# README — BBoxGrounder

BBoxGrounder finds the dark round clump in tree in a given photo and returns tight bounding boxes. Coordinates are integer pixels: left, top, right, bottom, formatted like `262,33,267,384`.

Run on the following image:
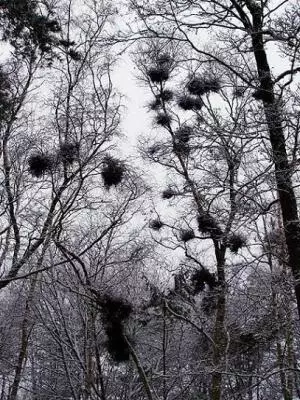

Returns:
155,113,171,127
59,142,78,164
197,213,222,237
227,234,246,254
68,49,81,61
178,95,203,110
98,295,132,363
148,67,169,83
191,268,217,295
28,153,53,177
101,157,125,189
180,229,195,242
187,76,221,96
106,324,130,362
157,53,172,65
175,126,192,143
100,295,132,325
149,98,161,110
162,188,175,199
160,89,173,102
252,88,273,103
149,219,164,230
173,140,190,156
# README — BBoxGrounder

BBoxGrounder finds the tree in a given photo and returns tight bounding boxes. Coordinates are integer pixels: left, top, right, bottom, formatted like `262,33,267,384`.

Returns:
128,0,300,322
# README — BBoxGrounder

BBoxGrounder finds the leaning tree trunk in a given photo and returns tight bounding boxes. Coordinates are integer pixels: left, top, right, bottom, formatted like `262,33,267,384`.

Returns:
247,2,300,319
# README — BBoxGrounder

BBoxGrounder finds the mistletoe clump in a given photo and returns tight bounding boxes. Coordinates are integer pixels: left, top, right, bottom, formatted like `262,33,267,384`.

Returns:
187,76,221,96
101,156,125,189
162,188,176,199
175,126,193,143
191,268,217,295
227,233,247,254
178,95,203,111
28,153,53,177
155,113,172,127
197,213,222,237
180,229,195,242
59,142,78,165
149,219,164,230
98,295,132,363
148,67,169,83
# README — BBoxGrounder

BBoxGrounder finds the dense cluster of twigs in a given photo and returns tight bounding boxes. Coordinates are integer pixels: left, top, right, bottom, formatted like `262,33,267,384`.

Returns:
98,295,132,362
101,156,125,189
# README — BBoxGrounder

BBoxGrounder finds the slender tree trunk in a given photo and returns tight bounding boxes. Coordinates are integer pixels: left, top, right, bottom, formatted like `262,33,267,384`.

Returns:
8,278,37,400
210,246,227,400
246,1,300,320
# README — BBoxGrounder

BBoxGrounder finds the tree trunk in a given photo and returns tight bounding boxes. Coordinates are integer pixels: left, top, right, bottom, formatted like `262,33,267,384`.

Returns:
248,3,300,319
8,278,37,400
210,246,227,400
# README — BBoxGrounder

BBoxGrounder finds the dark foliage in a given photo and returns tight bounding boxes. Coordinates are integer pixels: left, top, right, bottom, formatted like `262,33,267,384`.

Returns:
106,324,130,362
28,153,52,177
149,219,164,230
159,89,173,102
173,140,190,156
59,39,76,47
227,233,246,254
101,157,125,189
187,76,221,96
68,49,81,61
148,144,161,155
178,95,203,110
100,295,132,325
157,53,172,66
149,98,161,110
59,142,78,165
98,295,132,363
148,67,169,83
0,0,61,55
155,113,171,127
197,213,222,237
180,229,195,242
162,188,175,199
175,126,192,143
191,268,217,295
252,88,273,103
